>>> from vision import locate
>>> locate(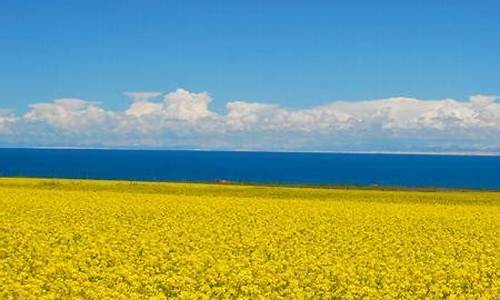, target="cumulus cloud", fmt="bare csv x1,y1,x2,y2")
1,89,500,153
125,89,216,121
24,99,113,133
